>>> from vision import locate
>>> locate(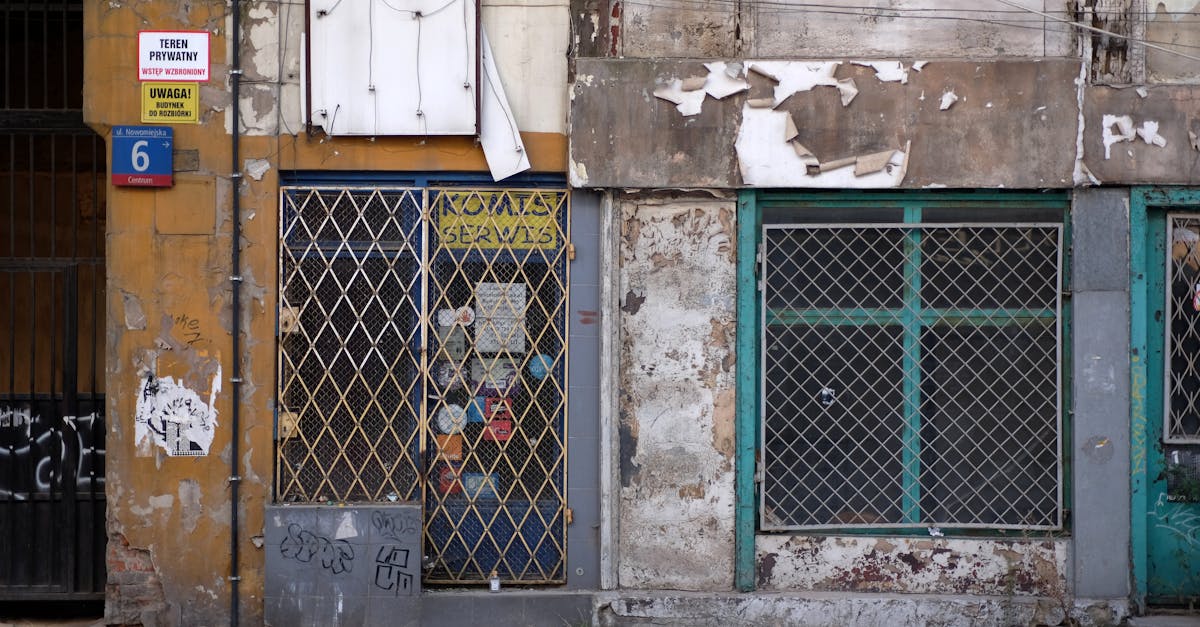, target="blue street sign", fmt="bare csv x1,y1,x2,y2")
112,125,173,187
